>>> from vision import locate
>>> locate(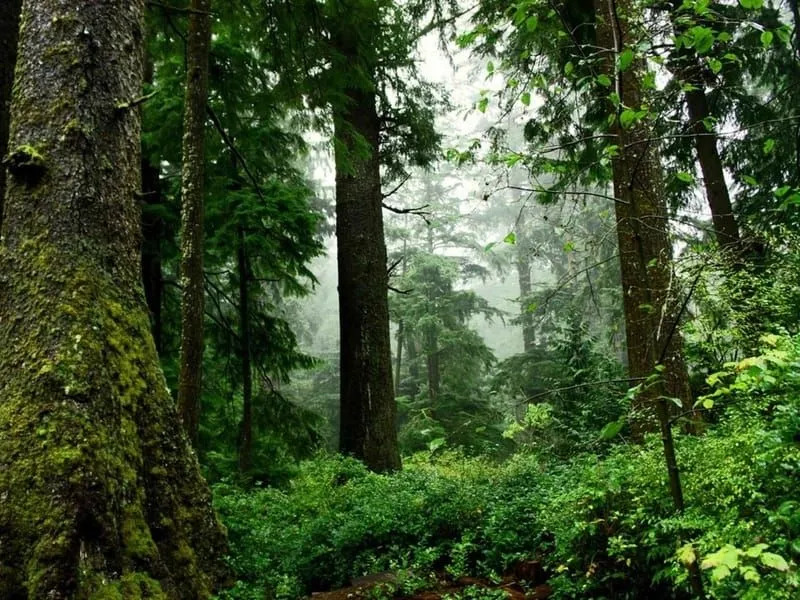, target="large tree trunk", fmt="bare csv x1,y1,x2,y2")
177,0,212,445
0,0,21,231
594,0,692,433
334,84,401,472
0,1,227,597
237,226,254,473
